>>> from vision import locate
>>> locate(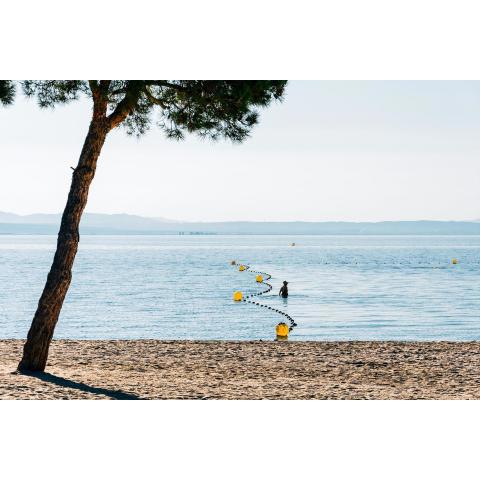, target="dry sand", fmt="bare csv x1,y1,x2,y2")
1,340,480,399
